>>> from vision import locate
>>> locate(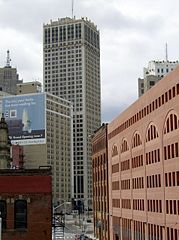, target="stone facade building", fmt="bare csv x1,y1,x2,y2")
0,50,22,95
43,17,101,207
0,114,11,168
